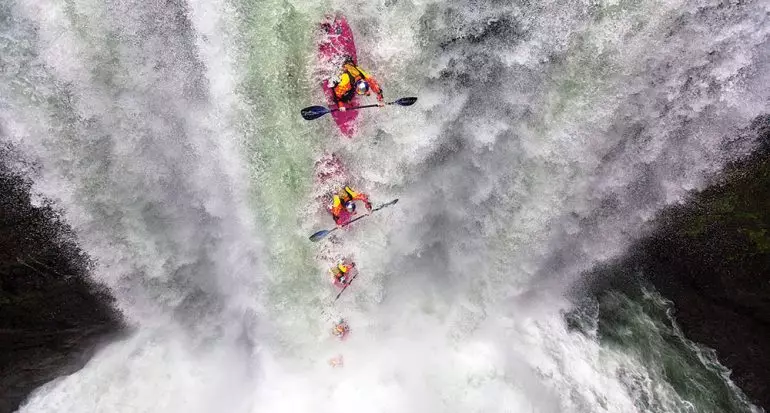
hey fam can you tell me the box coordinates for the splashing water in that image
[1,0,768,411]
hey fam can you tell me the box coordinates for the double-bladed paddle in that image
[301,97,417,121]
[309,199,399,242]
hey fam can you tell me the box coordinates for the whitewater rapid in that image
[1,0,768,411]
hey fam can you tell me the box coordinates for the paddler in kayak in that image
[329,59,385,111]
[331,318,350,339]
[328,354,344,368]
[328,185,372,227]
[329,259,356,288]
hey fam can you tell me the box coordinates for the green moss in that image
[670,128,770,256]
[742,229,770,254]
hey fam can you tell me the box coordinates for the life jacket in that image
[330,186,361,219]
[331,262,350,283]
[333,63,368,103]
[340,186,358,201]
[337,263,349,274]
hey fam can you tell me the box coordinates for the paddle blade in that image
[301,106,331,120]
[393,97,417,106]
[373,198,399,211]
[309,229,331,242]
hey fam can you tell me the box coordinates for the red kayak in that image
[313,152,348,229]
[318,14,358,137]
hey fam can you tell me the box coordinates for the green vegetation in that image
[662,118,770,259]
[580,115,770,409]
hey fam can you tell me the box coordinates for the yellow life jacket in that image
[331,186,359,215]
[340,186,358,200]
[329,262,349,276]
[334,64,368,102]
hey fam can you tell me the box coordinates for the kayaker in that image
[331,318,350,339]
[328,354,344,368]
[328,185,372,227]
[329,259,356,287]
[329,59,384,111]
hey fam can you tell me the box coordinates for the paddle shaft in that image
[309,199,399,242]
[336,199,397,228]
[334,272,359,301]
[321,204,382,235]
[301,97,416,120]
[330,102,389,113]
[334,97,419,113]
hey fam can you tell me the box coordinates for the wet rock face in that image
[594,116,770,409]
[0,161,124,413]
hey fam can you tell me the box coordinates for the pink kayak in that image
[313,152,348,226]
[318,14,359,137]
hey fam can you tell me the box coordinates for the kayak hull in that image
[333,279,349,289]
[314,152,347,186]
[313,152,348,230]
[332,263,356,289]
[318,14,358,137]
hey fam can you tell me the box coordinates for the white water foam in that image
[2,0,768,411]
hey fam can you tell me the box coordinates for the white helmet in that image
[355,80,370,95]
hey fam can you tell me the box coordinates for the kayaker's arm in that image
[356,65,385,103]
[366,75,384,102]
[352,193,373,212]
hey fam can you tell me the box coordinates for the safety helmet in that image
[355,80,369,95]
[345,200,356,213]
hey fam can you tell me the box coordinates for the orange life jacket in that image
[332,62,383,105]
[330,186,369,220]
[330,262,351,282]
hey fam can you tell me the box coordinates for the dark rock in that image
[0,155,124,413]
[584,115,770,409]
